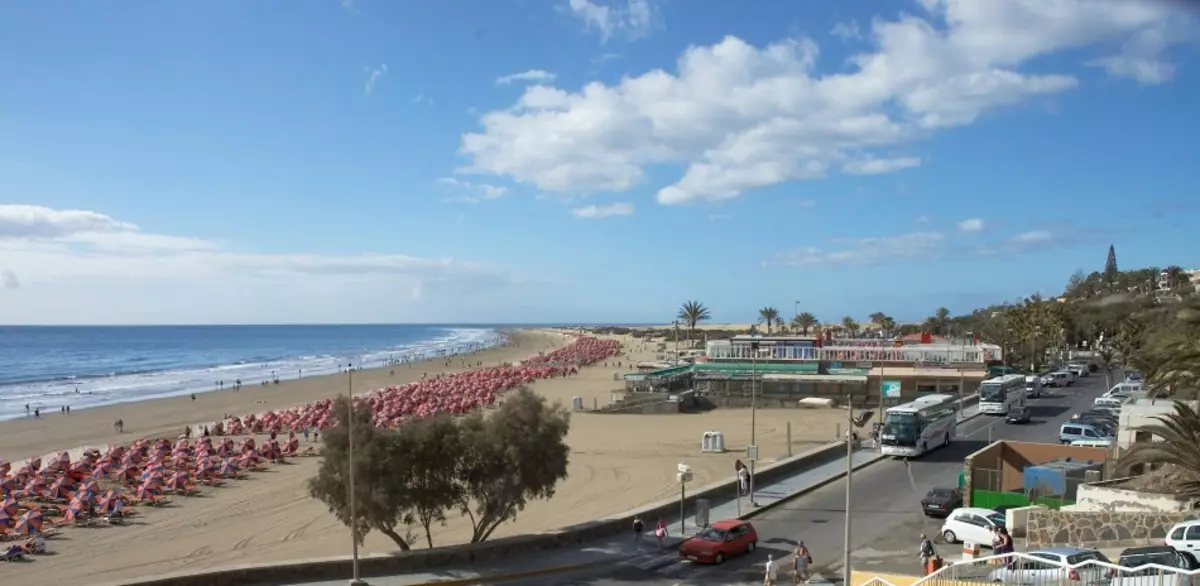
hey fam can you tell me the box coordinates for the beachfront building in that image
[685,334,1000,408]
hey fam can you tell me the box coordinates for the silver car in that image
[989,548,1111,585]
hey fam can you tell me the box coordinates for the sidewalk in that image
[291,402,983,586]
[287,448,881,586]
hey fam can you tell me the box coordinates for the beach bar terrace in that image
[705,336,1002,365]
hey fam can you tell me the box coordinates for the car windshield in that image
[980,383,1005,402]
[695,528,730,542]
[1119,552,1180,569]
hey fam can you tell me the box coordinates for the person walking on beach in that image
[632,515,645,551]
[33,408,39,419]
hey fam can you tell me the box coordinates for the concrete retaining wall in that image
[101,441,851,586]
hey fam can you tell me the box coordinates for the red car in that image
[678,519,759,564]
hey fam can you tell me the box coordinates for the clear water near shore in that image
[0,324,507,420]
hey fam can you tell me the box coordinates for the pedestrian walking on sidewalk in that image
[764,554,780,586]
[655,518,669,549]
[918,533,939,575]
[632,515,644,551]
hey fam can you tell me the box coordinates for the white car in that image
[988,548,1111,585]
[940,507,1006,545]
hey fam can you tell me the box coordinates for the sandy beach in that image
[1,330,844,584]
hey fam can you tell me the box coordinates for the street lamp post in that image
[749,327,759,507]
[347,362,368,586]
[843,392,854,586]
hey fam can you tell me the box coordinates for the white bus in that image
[879,393,959,457]
[979,374,1028,415]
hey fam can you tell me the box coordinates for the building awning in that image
[761,374,868,383]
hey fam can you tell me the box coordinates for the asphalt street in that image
[492,370,1115,586]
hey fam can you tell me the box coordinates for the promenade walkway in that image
[290,401,982,586]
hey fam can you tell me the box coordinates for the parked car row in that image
[986,545,1200,585]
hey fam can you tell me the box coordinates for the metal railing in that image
[705,344,992,364]
[860,551,1199,586]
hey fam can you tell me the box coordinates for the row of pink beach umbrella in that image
[211,336,622,433]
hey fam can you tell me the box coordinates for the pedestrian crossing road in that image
[614,548,834,584]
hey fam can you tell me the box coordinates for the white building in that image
[1116,398,1199,450]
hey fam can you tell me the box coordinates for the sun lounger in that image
[2,545,24,561]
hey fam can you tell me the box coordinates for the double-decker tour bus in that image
[879,393,959,458]
[978,374,1028,415]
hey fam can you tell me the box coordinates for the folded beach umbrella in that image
[0,476,14,492]
[0,510,12,529]
[27,457,41,471]
[11,516,36,536]
[0,495,17,516]
[135,484,158,501]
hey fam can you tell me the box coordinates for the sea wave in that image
[0,327,505,421]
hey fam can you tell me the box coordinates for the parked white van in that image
[1024,375,1043,398]
[1107,382,1143,397]
[1051,371,1075,387]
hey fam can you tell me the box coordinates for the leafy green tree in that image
[456,387,571,543]
[791,312,818,335]
[880,316,896,337]
[308,396,417,550]
[758,307,780,334]
[396,414,467,548]
[676,300,711,342]
[1097,346,1117,391]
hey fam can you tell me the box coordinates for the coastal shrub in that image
[307,386,571,549]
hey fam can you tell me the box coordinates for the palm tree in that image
[1120,402,1200,494]
[869,312,886,328]
[880,316,896,338]
[759,307,780,334]
[841,316,858,338]
[1097,346,1116,391]
[1165,266,1185,288]
[676,301,711,343]
[792,312,818,335]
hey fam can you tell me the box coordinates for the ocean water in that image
[0,324,506,421]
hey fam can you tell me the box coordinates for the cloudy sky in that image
[1,0,1198,325]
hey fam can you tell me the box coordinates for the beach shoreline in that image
[0,329,568,463]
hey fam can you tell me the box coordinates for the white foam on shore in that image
[0,328,507,421]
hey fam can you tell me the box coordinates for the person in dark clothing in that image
[632,515,645,551]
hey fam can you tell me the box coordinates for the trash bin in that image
[694,498,710,528]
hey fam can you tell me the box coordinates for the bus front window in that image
[980,383,1006,403]
[881,412,920,447]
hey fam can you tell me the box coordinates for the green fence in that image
[971,489,1074,510]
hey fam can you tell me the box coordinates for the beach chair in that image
[1,545,24,562]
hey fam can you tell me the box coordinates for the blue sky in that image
[1,0,1198,326]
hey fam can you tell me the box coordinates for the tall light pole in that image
[749,326,759,507]
[843,390,855,586]
[347,362,367,586]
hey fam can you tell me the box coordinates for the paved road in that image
[497,371,1114,586]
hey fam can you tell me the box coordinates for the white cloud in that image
[458,0,1190,205]
[1013,230,1052,243]
[843,157,922,176]
[771,232,947,267]
[957,218,986,234]
[496,70,558,85]
[363,64,387,95]
[571,202,634,218]
[566,0,655,42]
[412,93,434,106]
[437,177,509,203]
[831,21,862,42]
[0,204,523,324]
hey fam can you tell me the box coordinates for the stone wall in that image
[1026,509,1198,548]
